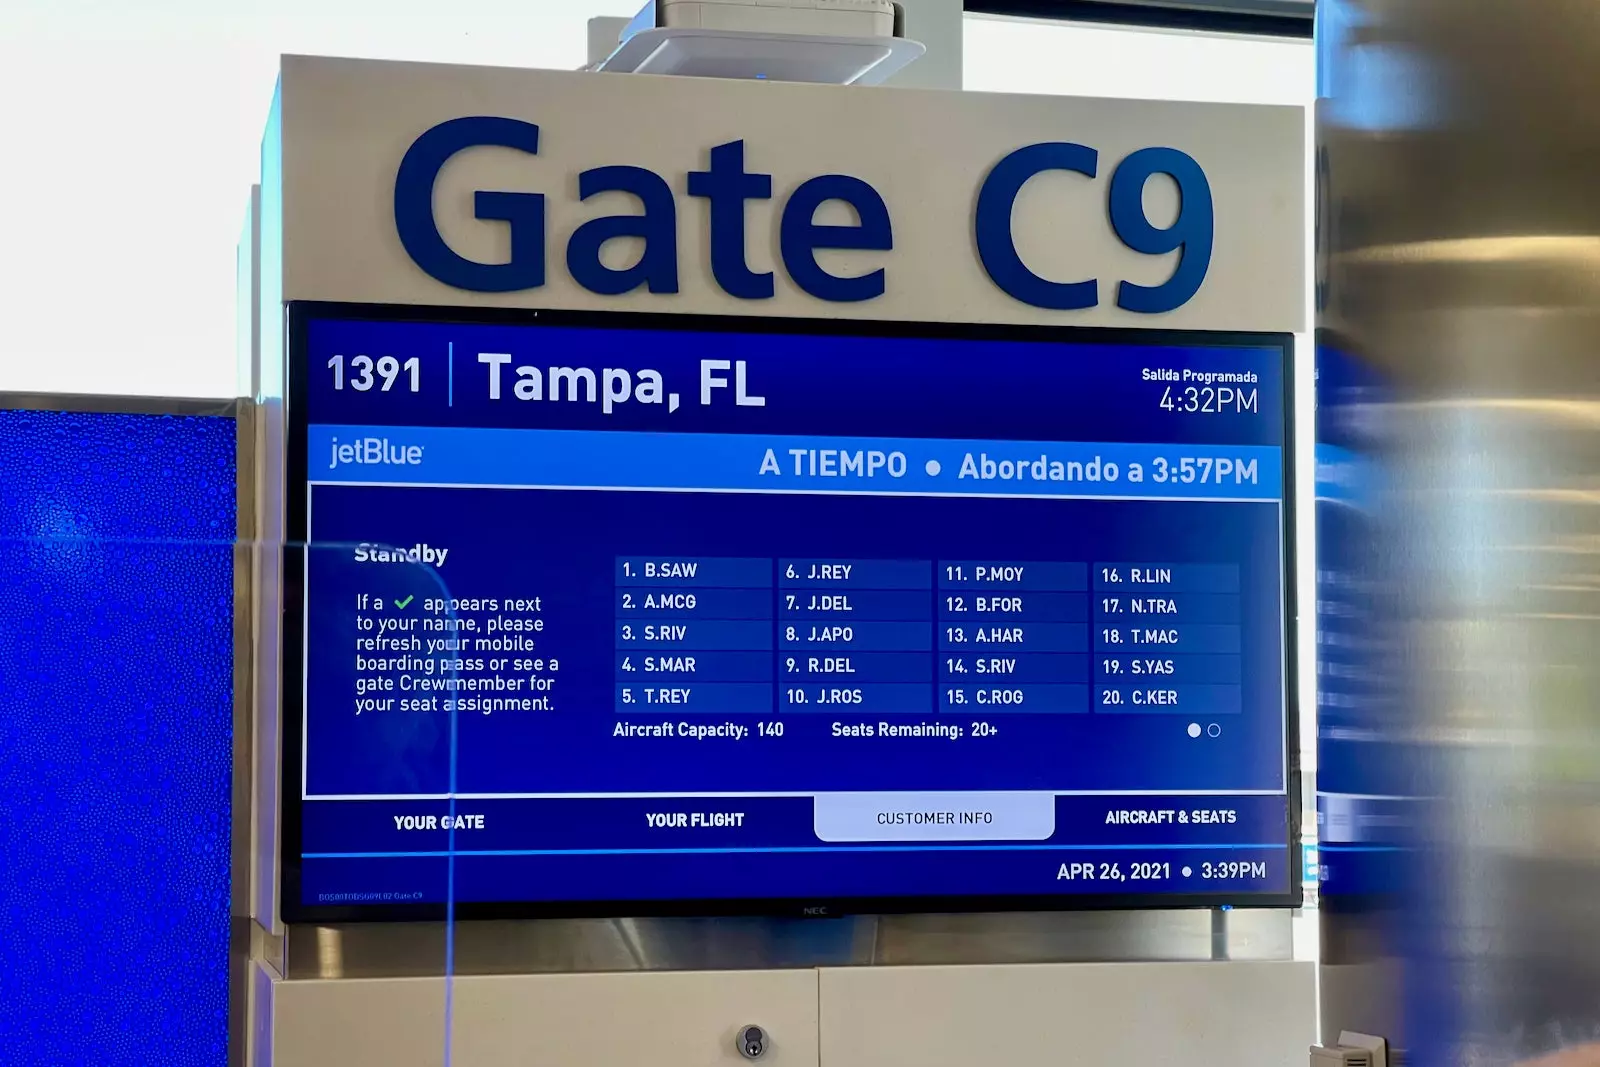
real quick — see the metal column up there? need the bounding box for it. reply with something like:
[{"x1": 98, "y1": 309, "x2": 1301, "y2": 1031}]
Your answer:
[{"x1": 1318, "y1": 1, "x2": 1600, "y2": 1062}]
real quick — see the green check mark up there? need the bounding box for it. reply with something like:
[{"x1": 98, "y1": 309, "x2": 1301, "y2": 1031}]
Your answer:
[{"x1": 395, "y1": 595, "x2": 415, "y2": 610}]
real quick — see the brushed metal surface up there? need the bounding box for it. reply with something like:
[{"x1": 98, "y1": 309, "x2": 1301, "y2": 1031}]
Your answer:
[
  {"x1": 267, "y1": 967, "x2": 821, "y2": 1067},
  {"x1": 820, "y1": 960, "x2": 1315, "y2": 1067},
  {"x1": 281, "y1": 909, "x2": 1293, "y2": 979},
  {"x1": 1319, "y1": 0, "x2": 1600, "y2": 1061}
]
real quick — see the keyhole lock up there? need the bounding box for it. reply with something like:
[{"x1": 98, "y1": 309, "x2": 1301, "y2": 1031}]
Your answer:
[{"x1": 736, "y1": 1024, "x2": 768, "y2": 1061}]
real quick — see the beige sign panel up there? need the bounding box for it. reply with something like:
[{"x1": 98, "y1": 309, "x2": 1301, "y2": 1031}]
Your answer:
[{"x1": 271, "y1": 55, "x2": 1304, "y2": 333}]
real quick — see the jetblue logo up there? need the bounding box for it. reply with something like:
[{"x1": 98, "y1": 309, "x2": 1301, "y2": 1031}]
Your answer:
[{"x1": 394, "y1": 116, "x2": 1214, "y2": 314}]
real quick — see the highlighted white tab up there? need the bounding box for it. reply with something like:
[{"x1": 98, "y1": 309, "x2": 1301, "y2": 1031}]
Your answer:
[{"x1": 814, "y1": 792, "x2": 1055, "y2": 842}]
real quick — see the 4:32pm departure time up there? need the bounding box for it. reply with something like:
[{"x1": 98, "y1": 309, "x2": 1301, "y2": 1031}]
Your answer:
[{"x1": 1144, "y1": 366, "x2": 1261, "y2": 415}]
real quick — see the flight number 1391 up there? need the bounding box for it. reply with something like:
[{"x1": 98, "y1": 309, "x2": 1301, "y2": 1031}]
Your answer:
[{"x1": 328, "y1": 354, "x2": 422, "y2": 392}]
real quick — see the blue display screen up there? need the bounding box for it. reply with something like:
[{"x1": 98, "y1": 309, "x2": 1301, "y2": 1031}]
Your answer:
[{"x1": 286, "y1": 304, "x2": 1298, "y2": 916}]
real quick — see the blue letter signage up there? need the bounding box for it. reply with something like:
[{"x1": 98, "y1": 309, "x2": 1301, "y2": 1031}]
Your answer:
[{"x1": 392, "y1": 117, "x2": 1213, "y2": 314}]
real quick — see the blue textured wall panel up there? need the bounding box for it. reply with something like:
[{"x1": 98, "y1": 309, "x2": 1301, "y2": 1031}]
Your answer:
[{"x1": 0, "y1": 409, "x2": 234, "y2": 1067}]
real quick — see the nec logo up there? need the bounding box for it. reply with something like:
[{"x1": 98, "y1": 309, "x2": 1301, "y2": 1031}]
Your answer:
[
  {"x1": 393, "y1": 116, "x2": 1215, "y2": 314},
  {"x1": 801, "y1": 905, "x2": 831, "y2": 916}
]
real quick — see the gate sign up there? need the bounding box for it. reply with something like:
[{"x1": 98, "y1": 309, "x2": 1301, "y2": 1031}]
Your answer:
[
  {"x1": 264, "y1": 55, "x2": 1306, "y2": 920},
  {"x1": 269, "y1": 56, "x2": 1305, "y2": 332}
]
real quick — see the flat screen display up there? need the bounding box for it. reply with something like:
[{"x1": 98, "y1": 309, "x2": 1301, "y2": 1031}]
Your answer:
[{"x1": 283, "y1": 302, "x2": 1299, "y2": 920}]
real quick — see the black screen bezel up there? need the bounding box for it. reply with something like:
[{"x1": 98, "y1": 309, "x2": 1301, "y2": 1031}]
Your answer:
[{"x1": 279, "y1": 299, "x2": 1303, "y2": 924}]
